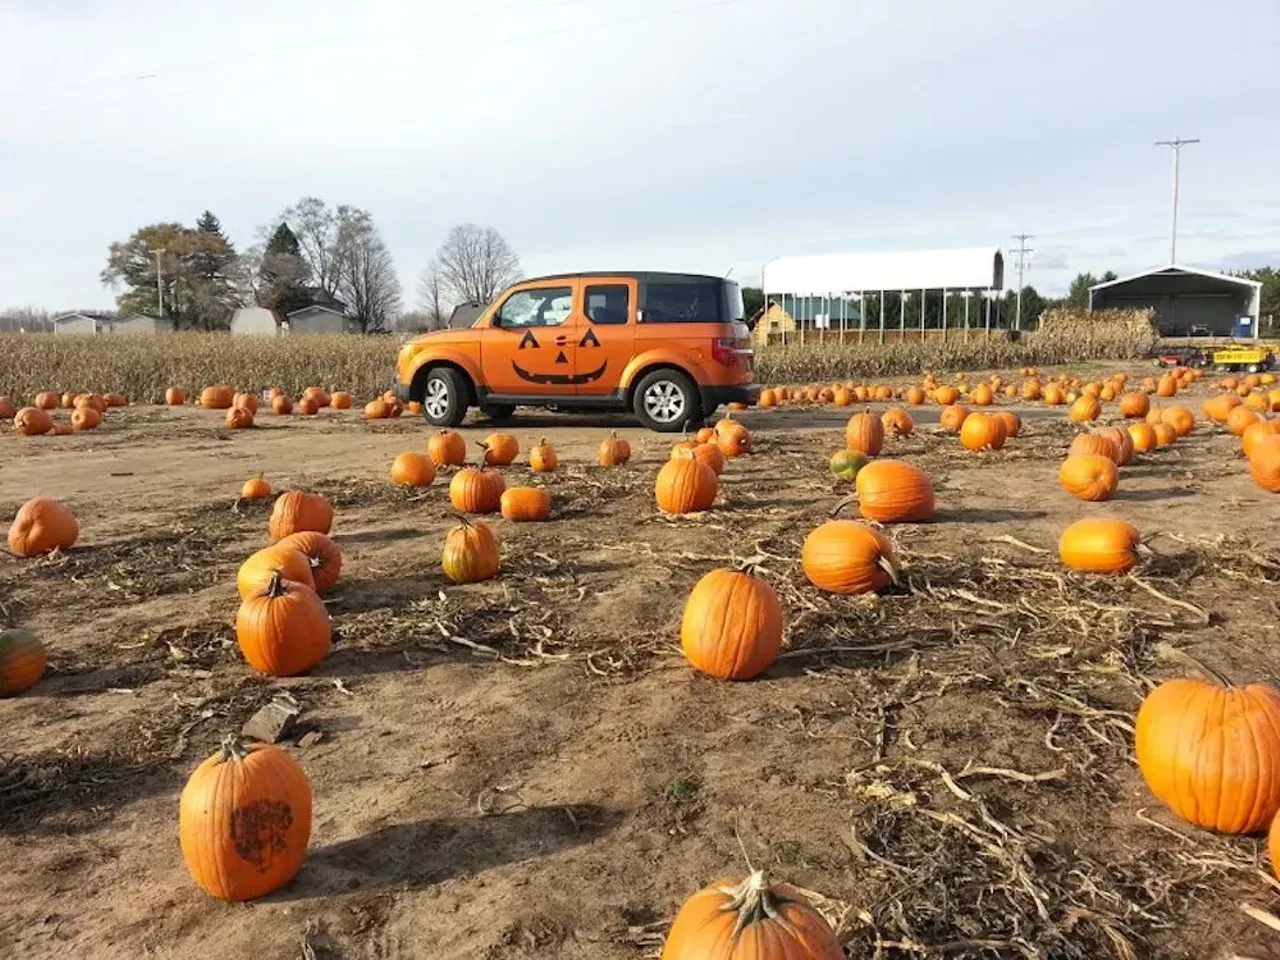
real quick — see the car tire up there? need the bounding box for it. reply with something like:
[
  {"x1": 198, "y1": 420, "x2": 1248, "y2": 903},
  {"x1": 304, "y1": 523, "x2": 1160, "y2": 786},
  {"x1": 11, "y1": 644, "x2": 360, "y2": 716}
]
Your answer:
[
  {"x1": 480, "y1": 403, "x2": 516, "y2": 423},
  {"x1": 420, "y1": 367, "x2": 468, "y2": 427},
  {"x1": 633, "y1": 368, "x2": 701, "y2": 433}
]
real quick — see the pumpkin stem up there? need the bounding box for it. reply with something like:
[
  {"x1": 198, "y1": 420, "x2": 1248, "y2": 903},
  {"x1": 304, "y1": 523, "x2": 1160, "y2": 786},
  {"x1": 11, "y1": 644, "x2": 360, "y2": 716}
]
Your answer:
[
  {"x1": 265, "y1": 569, "x2": 289, "y2": 598},
  {"x1": 217, "y1": 734, "x2": 251, "y2": 763},
  {"x1": 829, "y1": 494, "x2": 857, "y2": 518},
  {"x1": 877, "y1": 553, "x2": 900, "y2": 585},
  {"x1": 1155, "y1": 643, "x2": 1235, "y2": 688},
  {"x1": 474, "y1": 441, "x2": 493, "y2": 468},
  {"x1": 725, "y1": 871, "x2": 792, "y2": 939}
]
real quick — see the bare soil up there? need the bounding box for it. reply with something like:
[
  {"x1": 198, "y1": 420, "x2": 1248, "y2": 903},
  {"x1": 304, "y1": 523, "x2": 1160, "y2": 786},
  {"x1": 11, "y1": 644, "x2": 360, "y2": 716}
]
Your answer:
[{"x1": 2, "y1": 368, "x2": 1279, "y2": 960}]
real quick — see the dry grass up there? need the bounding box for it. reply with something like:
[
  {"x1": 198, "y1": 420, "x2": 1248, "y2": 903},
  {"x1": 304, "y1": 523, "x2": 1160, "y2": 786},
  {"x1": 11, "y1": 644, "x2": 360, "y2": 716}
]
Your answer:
[{"x1": 0, "y1": 309, "x2": 1159, "y2": 403}]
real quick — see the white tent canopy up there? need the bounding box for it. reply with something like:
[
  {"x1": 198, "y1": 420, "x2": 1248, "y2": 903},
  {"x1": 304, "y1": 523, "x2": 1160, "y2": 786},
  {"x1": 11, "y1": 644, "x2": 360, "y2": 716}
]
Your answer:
[{"x1": 763, "y1": 247, "x2": 1004, "y2": 295}]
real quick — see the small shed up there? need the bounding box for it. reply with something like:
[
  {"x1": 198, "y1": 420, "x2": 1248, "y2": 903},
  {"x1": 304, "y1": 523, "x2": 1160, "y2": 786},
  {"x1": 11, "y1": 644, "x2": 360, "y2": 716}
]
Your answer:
[
  {"x1": 53, "y1": 311, "x2": 115, "y2": 334},
  {"x1": 1089, "y1": 265, "x2": 1262, "y2": 338},
  {"x1": 285, "y1": 304, "x2": 348, "y2": 334},
  {"x1": 112, "y1": 314, "x2": 167, "y2": 335},
  {"x1": 750, "y1": 302, "x2": 798, "y2": 345},
  {"x1": 230, "y1": 306, "x2": 285, "y2": 336}
]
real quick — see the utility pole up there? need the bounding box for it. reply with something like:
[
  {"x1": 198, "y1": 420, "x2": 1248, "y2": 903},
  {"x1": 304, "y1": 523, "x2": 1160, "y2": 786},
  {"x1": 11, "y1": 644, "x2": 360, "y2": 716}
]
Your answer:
[
  {"x1": 1010, "y1": 233, "x2": 1034, "y2": 331},
  {"x1": 1155, "y1": 136, "x2": 1199, "y2": 264},
  {"x1": 150, "y1": 248, "x2": 166, "y2": 318}
]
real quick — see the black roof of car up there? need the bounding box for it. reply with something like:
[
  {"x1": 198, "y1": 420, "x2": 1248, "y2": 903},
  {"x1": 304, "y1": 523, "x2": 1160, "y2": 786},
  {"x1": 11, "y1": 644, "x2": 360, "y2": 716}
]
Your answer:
[{"x1": 519, "y1": 271, "x2": 729, "y2": 285}]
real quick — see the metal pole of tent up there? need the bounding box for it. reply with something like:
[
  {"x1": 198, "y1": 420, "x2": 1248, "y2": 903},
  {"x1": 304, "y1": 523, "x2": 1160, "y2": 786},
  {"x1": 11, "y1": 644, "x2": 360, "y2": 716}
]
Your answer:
[
  {"x1": 898, "y1": 291, "x2": 906, "y2": 342},
  {"x1": 920, "y1": 287, "x2": 926, "y2": 338},
  {"x1": 942, "y1": 287, "x2": 949, "y2": 343},
  {"x1": 781, "y1": 293, "x2": 787, "y2": 347},
  {"x1": 879, "y1": 290, "x2": 885, "y2": 345},
  {"x1": 964, "y1": 290, "x2": 970, "y2": 342},
  {"x1": 985, "y1": 290, "x2": 992, "y2": 336}
]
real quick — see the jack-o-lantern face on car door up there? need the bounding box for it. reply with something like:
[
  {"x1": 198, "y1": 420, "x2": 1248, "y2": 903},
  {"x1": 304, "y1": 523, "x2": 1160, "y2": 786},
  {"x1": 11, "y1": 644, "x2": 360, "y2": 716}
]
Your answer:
[{"x1": 481, "y1": 283, "x2": 591, "y2": 394}]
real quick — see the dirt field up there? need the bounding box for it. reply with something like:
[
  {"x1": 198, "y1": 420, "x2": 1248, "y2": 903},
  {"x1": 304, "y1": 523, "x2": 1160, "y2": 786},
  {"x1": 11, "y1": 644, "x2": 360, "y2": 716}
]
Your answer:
[{"x1": 2, "y1": 367, "x2": 1278, "y2": 960}]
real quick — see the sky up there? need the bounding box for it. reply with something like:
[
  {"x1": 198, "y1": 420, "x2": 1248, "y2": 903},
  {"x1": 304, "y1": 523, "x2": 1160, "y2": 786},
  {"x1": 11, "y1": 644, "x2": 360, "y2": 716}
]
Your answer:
[{"x1": 2, "y1": 0, "x2": 1279, "y2": 311}]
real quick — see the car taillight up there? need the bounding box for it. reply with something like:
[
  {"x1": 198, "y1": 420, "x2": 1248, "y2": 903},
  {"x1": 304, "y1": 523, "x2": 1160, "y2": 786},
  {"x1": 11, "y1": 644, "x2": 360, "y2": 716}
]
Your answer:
[{"x1": 712, "y1": 338, "x2": 737, "y2": 366}]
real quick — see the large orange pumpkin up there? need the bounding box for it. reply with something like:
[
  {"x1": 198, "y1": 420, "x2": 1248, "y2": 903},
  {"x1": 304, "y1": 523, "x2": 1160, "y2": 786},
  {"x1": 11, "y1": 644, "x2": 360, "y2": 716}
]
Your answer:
[
  {"x1": 484, "y1": 433, "x2": 520, "y2": 466},
  {"x1": 302, "y1": 386, "x2": 330, "y2": 408},
  {"x1": 14, "y1": 406, "x2": 53, "y2": 436},
  {"x1": 1226, "y1": 404, "x2": 1260, "y2": 437},
  {"x1": 597, "y1": 431, "x2": 632, "y2": 467},
  {"x1": 934, "y1": 385, "x2": 959, "y2": 405},
  {"x1": 442, "y1": 516, "x2": 500, "y2": 583},
  {"x1": 449, "y1": 464, "x2": 506, "y2": 513},
  {"x1": 1152, "y1": 422, "x2": 1178, "y2": 447},
  {"x1": 236, "y1": 545, "x2": 315, "y2": 601},
  {"x1": 959, "y1": 412, "x2": 1006, "y2": 451},
  {"x1": 801, "y1": 520, "x2": 898, "y2": 594},
  {"x1": 500, "y1": 486, "x2": 552, "y2": 522},
  {"x1": 1160, "y1": 406, "x2": 1195, "y2": 437},
  {"x1": 235, "y1": 572, "x2": 331, "y2": 675},
  {"x1": 0, "y1": 629, "x2": 46, "y2": 697},
  {"x1": 969, "y1": 383, "x2": 994, "y2": 406},
  {"x1": 179, "y1": 737, "x2": 312, "y2": 901},
  {"x1": 1242, "y1": 420, "x2": 1280, "y2": 459},
  {"x1": 1058, "y1": 454, "x2": 1118, "y2": 502},
  {"x1": 390, "y1": 451, "x2": 437, "y2": 487},
  {"x1": 165, "y1": 387, "x2": 186, "y2": 406},
  {"x1": 1059, "y1": 518, "x2": 1141, "y2": 574},
  {"x1": 1119, "y1": 392, "x2": 1150, "y2": 419},
  {"x1": 1042, "y1": 385, "x2": 1065, "y2": 406},
  {"x1": 224, "y1": 407, "x2": 254, "y2": 429},
  {"x1": 995, "y1": 411, "x2": 1022, "y2": 438},
  {"x1": 1096, "y1": 425, "x2": 1134, "y2": 467},
  {"x1": 70, "y1": 406, "x2": 101, "y2": 431},
  {"x1": 428, "y1": 429, "x2": 468, "y2": 467},
  {"x1": 672, "y1": 440, "x2": 725, "y2": 476},
  {"x1": 1250, "y1": 435, "x2": 1280, "y2": 493},
  {"x1": 1069, "y1": 395, "x2": 1101, "y2": 423},
  {"x1": 33, "y1": 391, "x2": 59, "y2": 410},
  {"x1": 8, "y1": 496, "x2": 79, "y2": 556},
  {"x1": 363, "y1": 399, "x2": 391, "y2": 420},
  {"x1": 939, "y1": 404, "x2": 969, "y2": 433},
  {"x1": 1203, "y1": 394, "x2": 1241, "y2": 423},
  {"x1": 232, "y1": 391, "x2": 259, "y2": 415},
  {"x1": 656, "y1": 459, "x2": 718, "y2": 514},
  {"x1": 272, "y1": 394, "x2": 294, "y2": 415},
  {"x1": 1136, "y1": 678, "x2": 1280, "y2": 833},
  {"x1": 268, "y1": 492, "x2": 334, "y2": 541},
  {"x1": 660, "y1": 871, "x2": 843, "y2": 960},
  {"x1": 1128, "y1": 422, "x2": 1158, "y2": 453},
  {"x1": 715, "y1": 418, "x2": 753, "y2": 458},
  {"x1": 276, "y1": 532, "x2": 343, "y2": 595},
  {"x1": 1069, "y1": 432, "x2": 1118, "y2": 462},
  {"x1": 331, "y1": 391, "x2": 353, "y2": 410},
  {"x1": 680, "y1": 568, "x2": 782, "y2": 681},
  {"x1": 881, "y1": 407, "x2": 914, "y2": 438},
  {"x1": 200, "y1": 385, "x2": 235, "y2": 409},
  {"x1": 529, "y1": 438, "x2": 559, "y2": 472},
  {"x1": 855, "y1": 460, "x2": 934, "y2": 523},
  {"x1": 845, "y1": 410, "x2": 884, "y2": 455}
]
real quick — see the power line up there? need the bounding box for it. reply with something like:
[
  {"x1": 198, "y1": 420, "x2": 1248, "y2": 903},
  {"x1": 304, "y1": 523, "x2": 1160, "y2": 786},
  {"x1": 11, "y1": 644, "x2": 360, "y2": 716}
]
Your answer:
[{"x1": 1010, "y1": 233, "x2": 1034, "y2": 331}]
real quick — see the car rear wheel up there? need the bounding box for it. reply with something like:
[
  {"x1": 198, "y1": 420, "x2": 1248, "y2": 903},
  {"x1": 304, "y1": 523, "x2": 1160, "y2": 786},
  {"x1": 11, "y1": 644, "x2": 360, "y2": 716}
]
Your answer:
[
  {"x1": 420, "y1": 367, "x2": 468, "y2": 427},
  {"x1": 633, "y1": 369, "x2": 700, "y2": 433}
]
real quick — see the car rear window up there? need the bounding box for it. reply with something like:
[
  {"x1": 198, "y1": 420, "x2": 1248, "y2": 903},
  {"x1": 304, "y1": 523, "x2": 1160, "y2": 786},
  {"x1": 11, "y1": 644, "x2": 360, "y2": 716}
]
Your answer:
[{"x1": 642, "y1": 279, "x2": 724, "y2": 323}]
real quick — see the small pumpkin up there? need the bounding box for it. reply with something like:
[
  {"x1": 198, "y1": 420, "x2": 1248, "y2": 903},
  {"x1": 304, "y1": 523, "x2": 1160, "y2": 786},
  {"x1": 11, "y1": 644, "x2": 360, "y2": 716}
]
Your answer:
[
  {"x1": 655, "y1": 459, "x2": 718, "y2": 514},
  {"x1": 232, "y1": 391, "x2": 259, "y2": 415},
  {"x1": 939, "y1": 404, "x2": 970, "y2": 433},
  {"x1": 428, "y1": 429, "x2": 468, "y2": 467},
  {"x1": 1136, "y1": 677, "x2": 1280, "y2": 833},
  {"x1": 390, "y1": 451, "x2": 437, "y2": 487},
  {"x1": 1119, "y1": 392, "x2": 1150, "y2": 418},
  {"x1": 179, "y1": 736, "x2": 312, "y2": 901},
  {"x1": 1069, "y1": 395, "x2": 1101, "y2": 423},
  {"x1": 0, "y1": 629, "x2": 46, "y2": 697},
  {"x1": 529, "y1": 437, "x2": 558, "y2": 472},
  {"x1": 828, "y1": 449, "x2": 869, "y2": 481},
  {"x1": 8, "y1": 496, "x2": 79, "y2": 556},
  {"x1": 959, "y1": 412, "x2": 1006, "y2": 451},
  {"x1": 1058, "y1": 454, "x2": 1118, "y2": 502},
  {"x1": 715, "y1": 417, "x2": 753, "y2": 458},
  {"x1": 1203, "y1": 394, "x2": 1241, "y2": 423},
  {"x1": 1242, "y1": 420, "x2": 1280, "y2": 459},
  {"x1": 236, "y1": 545, "x2": 315, "y2": 601},
  {"x1": 295, "y1": 397, "x2": 319, "y2": 416},
  {"x1": 934, "y1": 385, "x2": 960, "y2": 405},
  {"x1": 330, "y1": 391, "x2": 353, "y2": 410},
  {"x1": 224, "y1": 406, "x2": 254, "y2": 429},
  {"x1": 241, "y1": 475, "x2": 273, "y2": 500},
  {"x1": 302, "y1": 386, "x2": 330, "y2": 408},
  {"x1": 1226, "y1": 404, "x2": 1260, "y2": 437},
  {"x1": 484, "y1": 433, "x2": 520, "y2": 466},
  {"x1": 70, "y1": 406, "x2": 101, "y2": 431},
  {"x1": 165, "y1": 386, "x2": 186, "y2": 406},
  {"x1": 235, "y1": 571, "x2": 331, "y2": 675},
  {"x1": 680, "y1": 569, "x2": 783, "y2": 680},
  {"x1": 14, "y1": 406, "x2": 53, "y2": 436},
  {"x1": 969, "y1": 383, "x2": 994, "y2": 406},
  {"x1": 1128, "y1": 422, "x2": 1158, "y2": 452},
  {"x1": 832, "y1": 387, "x2": 852, "y2": 407},
  {"x1": 75, "y1": 393, "x2": 106, "y2": 414},
  {"x1": 268, "y1": 491, "x2": 334, "y2": 541},
  {"x1": 673, "y1": 440, "x2": 725, "y2": 476},
  {"x1": 597, "y1": 431, "x2": 631, "y2": 467},
  {"x1": 801, "y1": 520, "x2": 898, "y2": 594},
  {"x1": 1152, "y1": 422, "x2": 1178, "y2": 447},
  {"x1": 1161, "y1": 406, "x2": 1195, "y2": 437},
  {"x1": 49, "y1": 423, "x2": 73, "y2": 436},
  {"x1": 905, "y1": 386, "x2": 927, "y2": 405},
  {"x1": 660, "y1": 871, "x2": 843, "y2": 960},
  {"x1": 276, "y1": 532, "x2": 343, "y2": 595},
  {"x1": 1069, "y1": 432, "x2": 1118, "y2": 462},
  {"x1": 855, "y1": 460, "x2": 934, "y2": 523},
  {"x1": 500, "y1": 486, "x2": 551, "y2": 522},
  {"x1": 363, "y1": 399, "x2": 390, "y2": 420},
  {"x1": 881, "y1": 407, "x2": 914, "y2": 438},
  {"x1": 60, "y1": 391, "x2": 79, "y2": 409},
  {"x1": 759, "y1": 388, "x2": 779, "y2": 408},
  {"x1": 449, "y1": 456, "x2": 506, "y2": 514},
  {"x1": 271, "y1": 394, "x2": 294, "y2": 415},
  {"x1": 1249, "y1": 435, "x2": 1280, "y2": 493},
  {"x1": 199, "y1": 385, "x2": 235, "y2": 409},
  {"x1": 1155, "y1": 374, "x2": 1178, "y2": 397},
  {"x1": 995, "y1": 411, "x2": 1021, "y2": 438},
  {"x1": 1042, "y1": 385, "x2": 1066, "y2": 406},
  {"x1": 33, "y1": 391, "x2": 59, "y2": 410},
  {"x1": 695, "y1": 426, "x2": 716, "y2": 444},
  {"x1": 442, "y1": 516, "x2": 500, "y2": 583},
  {"x1": 1059, "y1": 517, "x2": 1142, "y2": 574},
  {"x1": 845, "y1": 409, "x2": 884, "y2": 455},
  {"x1": 0, "y1": 396, "x2": 14, "y2": 419},
  {"x1": 1096, "y1": 426, "x2": 1134, "y2": 466}
]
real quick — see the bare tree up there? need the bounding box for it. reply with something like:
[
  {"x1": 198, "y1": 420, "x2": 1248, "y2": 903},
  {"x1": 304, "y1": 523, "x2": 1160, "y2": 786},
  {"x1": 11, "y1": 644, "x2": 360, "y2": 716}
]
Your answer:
[
  {"x1": 434, "y1": 224, "x2": 521, "y2": 306},
  {"x1": 336, "y1": 210, "x2": 402, "y2": 333},
  {"x1": 416, "y1": 258, "x2": 449, "y2": 329},
  {"x1": 276, "y1": 197, "x2": 342, "y2": 298},
  {"x1": 0, "y1": 306, "x2": 55, "y2": 333}
]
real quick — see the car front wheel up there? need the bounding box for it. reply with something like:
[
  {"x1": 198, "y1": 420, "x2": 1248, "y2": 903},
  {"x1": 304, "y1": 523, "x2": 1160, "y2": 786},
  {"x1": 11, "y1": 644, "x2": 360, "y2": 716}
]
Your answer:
[
  {"x1": 420, "y1": 367, "x2": 468, "y2": 427},
  {"x1": 633, "y1": 369, "x2": 700, "y2": 432}
]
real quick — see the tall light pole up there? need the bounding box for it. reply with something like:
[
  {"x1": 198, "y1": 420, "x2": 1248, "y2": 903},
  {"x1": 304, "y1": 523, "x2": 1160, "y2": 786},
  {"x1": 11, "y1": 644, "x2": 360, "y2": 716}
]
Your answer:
[
  {"x1": 1010, "y1": 233, "x2": 1034, "y2": 330},
  {"x1": 150, "y1": 248, "x2": 166, "y2": 318},
  {"x1": 1155, "y1": 136, "x2": 1199, "y2": 263}
]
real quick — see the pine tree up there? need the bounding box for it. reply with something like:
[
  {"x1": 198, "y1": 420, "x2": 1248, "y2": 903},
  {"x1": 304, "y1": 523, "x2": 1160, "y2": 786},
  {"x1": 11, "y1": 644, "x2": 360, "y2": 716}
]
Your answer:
[{"x1": 258, "y1": 223, "x2": 313, "y2": 315}]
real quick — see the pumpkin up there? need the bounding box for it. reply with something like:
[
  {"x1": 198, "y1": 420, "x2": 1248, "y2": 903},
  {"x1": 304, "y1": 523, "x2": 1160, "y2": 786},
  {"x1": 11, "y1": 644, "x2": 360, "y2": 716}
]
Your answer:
[
  {"x1": 959, "y1": 412, "x2": 1006, "y2": 451},
  {"x1": 934, "y1": 385, "x2": 959, "y2": 405},
  {"x1": 330, "y1": 391, "x2": 353, "y2": 409},
  {"x1": 0, "y1": 396, "x2": 14, "y2": 419},
  {"x1": 302, "y1": 386, "x2": 330, "y2": 408},
  {"x1": 832, "y1": 387, "x2": 852, "y2": 407},
  {"x1": 429, "y1": 429, "x2": 468, "y2": 467},
  {"x1": 1069, "y1": 395, "x2": 1101, "y2": 422},
  {"x1": 364, "y1": 399, "x2": 391, "y2": 419},
  {"x1": 272, "y1": 394, "x2": 294, "y2": 415},
  {"x1": 482, "y1": 433, "x2": 518, "y2": 466},
  {"x1": 179, "y1": 736, "x2": 312, "y2": 901},
  {"x1": 268, "y1": 491, "x2": 333, "y2": 541},
  {"x1": 828, "y1": 449, "x2": 869, "y2": 481},
  {"x1": 844, "y1": 410, "x2": 884, "y2": 455},
  {"x1": 939, "y1": 404, "x2": 969, "y2": 433},
  {"x1": 655, "y1": 459, "x2": 718, "y2": 514},
  {"x1": 232, "y1": 391, "x2": 259, "y2": 414},
  {"x1": 70, "y1": 406, "x2": 101, "y2": 431},
  {"x1": 165, "y1": 386, "x2": 186, "y2": 406},
  {"x1": 1082, "y1": 382, "x2": 1102, "y2": 399},
  {"x1": 969, "y1": 383, "x2": 994, "y2": 406},
  {"x1": 1059, "y1": 518, "x2": 1142, "y2": 574},
  {"x1": 60, "y1": 391, "x2": 79, "y2": 409},
  {"x1": 680, "y1": 569, "x2": 783, "y2": 680},
  {"x1": 673, "y1": 440, "x2": 725, "y2": 476},
  {"x1": 1152, "y1": 422, "x2": 1178, "y2": 447},
  {"x1": 759, "y1": 389, "x2": 779, "y2": 408},
  {"x1": 715, "y1": 418, "x2": 753, "y2": 457},
  {"x1": 695, "y1": 426, "x2": 716, "y2": 444},
  {"x1": 296, "y1": 397, "x2": 320, "y2": 416},
  {"x1": 449, "y1": 462, "x2": 506, "y2": 514},
  {"x1": 500, "y1": 486, "x2": 551, "y2": 522},
  {"x1": 1128, "y1": 422, "x2": 1158, "y2": 453},
  {"x1": 14, "y1": 406, "x2": 53, "y2": 436},
  {"x1": 441, "y1": 516, "x2": 500, "y2": 583},
  {"x1": 8, "y1": 496, "x2": 79, "y2": 556},
  {"x1": 1058, "y1": 454, "x2": 1118, "y2": 501},
  {"x1": 1136, "y1": 678, "x2": 1280, "y2": 834},
  {"x1": 1042, "y1": 385, "x2": 1065, "y2": 406},
  {"x1": 1099, "y1": 384, "x2": 1117, "y2": 402},
  {"x1": 881, "y1": 407, "x2": 914, "y2": 437},
  {"x1": 855, "y1": 459, "x2": 934, "y2": 523},
  {"x1": 390, "y1": 451, "x2": 437, "y2": 487},
  {"x1": 241, "y1": 475, "x2": 273, "y2": 500},
  {"x1": 200, "y1": 385, "x2": 235, "y2": 409},
  {"x1": 224, "y1": 407, "x2": 254, "y2": 429},
  {"x1": 1155, "y1": 375, "x2": 1178, "y2": 397},
  {"x1": 905, "y1": 386, "x2": 927, "y2": 405},
  {"x1": 1226, "y1": 404, "x2": 1260, "y2": 437},
  {"x1": 995, "y1": 411, "x2": 1021, "y2": 438},
  {"x1": 33, "y1": 391, "x2": 59, "y2": 410},
  {"x1": 1096, "y1": 425, "x2": 1134, "y2": 467},
  {"x1": 801, "y1": 520, "x2": 898, "y2": 594},
  {"x1": 660, "y1": 871, "x2": 843, "y2": 960},
  {"x1": 1160, "y1": 406, "x2": 1195, "y2": 437},
  {"x1": 1242, "y1": 420, "x2": 1280, "y2": 459},
  {"x1": 1022, "y1": 381, "x2": 1042, "y2": 401},
  {"x1": 1204, "y1": 394, "x2": 1241, "y2": 423},
  {"x1": 49, "y1": 423, "x2": 72, "y2": 436},
  {"x1": 597, "y1": 431, "x2": 631, "y2": 466},
  {"x1": 1070, "y1": 432, "x2": 1118, "y2": 462},
  {"x1": 75, "y1": 393, "x2": 106, "y2": 414},
  {"x1": 1119, "y1": 392, "x2": 1150, "y2": 418},
  {"x1": 276, "y1": 532, "x2": 343, "y2": 595},
  {"x1": 235, "y1": 571, "x2": 331, "y2": 675},
  {"x1": 0, "y1": 629, "x2": 46, "y2": 697},
  {"x1": 237, "y1": 545, "x2": 315, "y2": 601},
  {"x1": 1250, "y1": 435, "x2": 1280, "y2": 493}
]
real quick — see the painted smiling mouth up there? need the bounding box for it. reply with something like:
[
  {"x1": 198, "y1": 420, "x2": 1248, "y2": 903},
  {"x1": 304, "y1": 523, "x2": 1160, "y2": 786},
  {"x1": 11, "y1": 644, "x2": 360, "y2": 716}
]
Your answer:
[{"x1": 511, "y1": 361, "x2": 608, "y2": 386}]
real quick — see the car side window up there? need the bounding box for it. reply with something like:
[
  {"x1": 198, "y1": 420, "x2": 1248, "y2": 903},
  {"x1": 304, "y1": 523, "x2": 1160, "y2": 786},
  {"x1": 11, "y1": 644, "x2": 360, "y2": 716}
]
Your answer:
[
  {"x1": 584, "y1": 284, "x2": 631, "y2": 325},
  {"x1": 495, "y1": 287, "x2": 574, "y2": 328},
  {"x1": 642, "y1": 281, "x2": 723, "y2": 322}
]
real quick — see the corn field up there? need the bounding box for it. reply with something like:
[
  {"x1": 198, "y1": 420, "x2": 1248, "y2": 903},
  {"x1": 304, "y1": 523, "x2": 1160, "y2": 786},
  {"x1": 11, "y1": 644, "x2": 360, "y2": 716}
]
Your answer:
[{"x1": 0, "y1": 309, "x2": 1159, "y2": 402}]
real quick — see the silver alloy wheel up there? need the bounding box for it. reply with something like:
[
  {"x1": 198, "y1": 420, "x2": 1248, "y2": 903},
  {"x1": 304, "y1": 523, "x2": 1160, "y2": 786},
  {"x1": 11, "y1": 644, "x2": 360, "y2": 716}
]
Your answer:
[
  {"x1": 424, "y1": 378, "x2": 451, "y2": 419},
  {"x1": 643, "y1": 379, "x2": 685, "y2": 423}
]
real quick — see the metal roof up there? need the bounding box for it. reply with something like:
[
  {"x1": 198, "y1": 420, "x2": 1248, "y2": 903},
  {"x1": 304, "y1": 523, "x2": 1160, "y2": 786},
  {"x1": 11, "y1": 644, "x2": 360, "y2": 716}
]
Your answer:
[
  {"x1": 1088, "y1": 263, "x2": 1263, "y2": 293},
  {"x1": 762, "y1": 247, "x2": 1004, "y2": 295}
]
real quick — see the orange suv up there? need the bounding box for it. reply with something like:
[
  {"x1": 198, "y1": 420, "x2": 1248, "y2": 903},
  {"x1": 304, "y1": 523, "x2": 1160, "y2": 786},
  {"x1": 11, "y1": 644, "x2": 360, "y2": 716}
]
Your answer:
[{"x1": 393, "y1": 272, "x2": 759, "y2": 431}]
